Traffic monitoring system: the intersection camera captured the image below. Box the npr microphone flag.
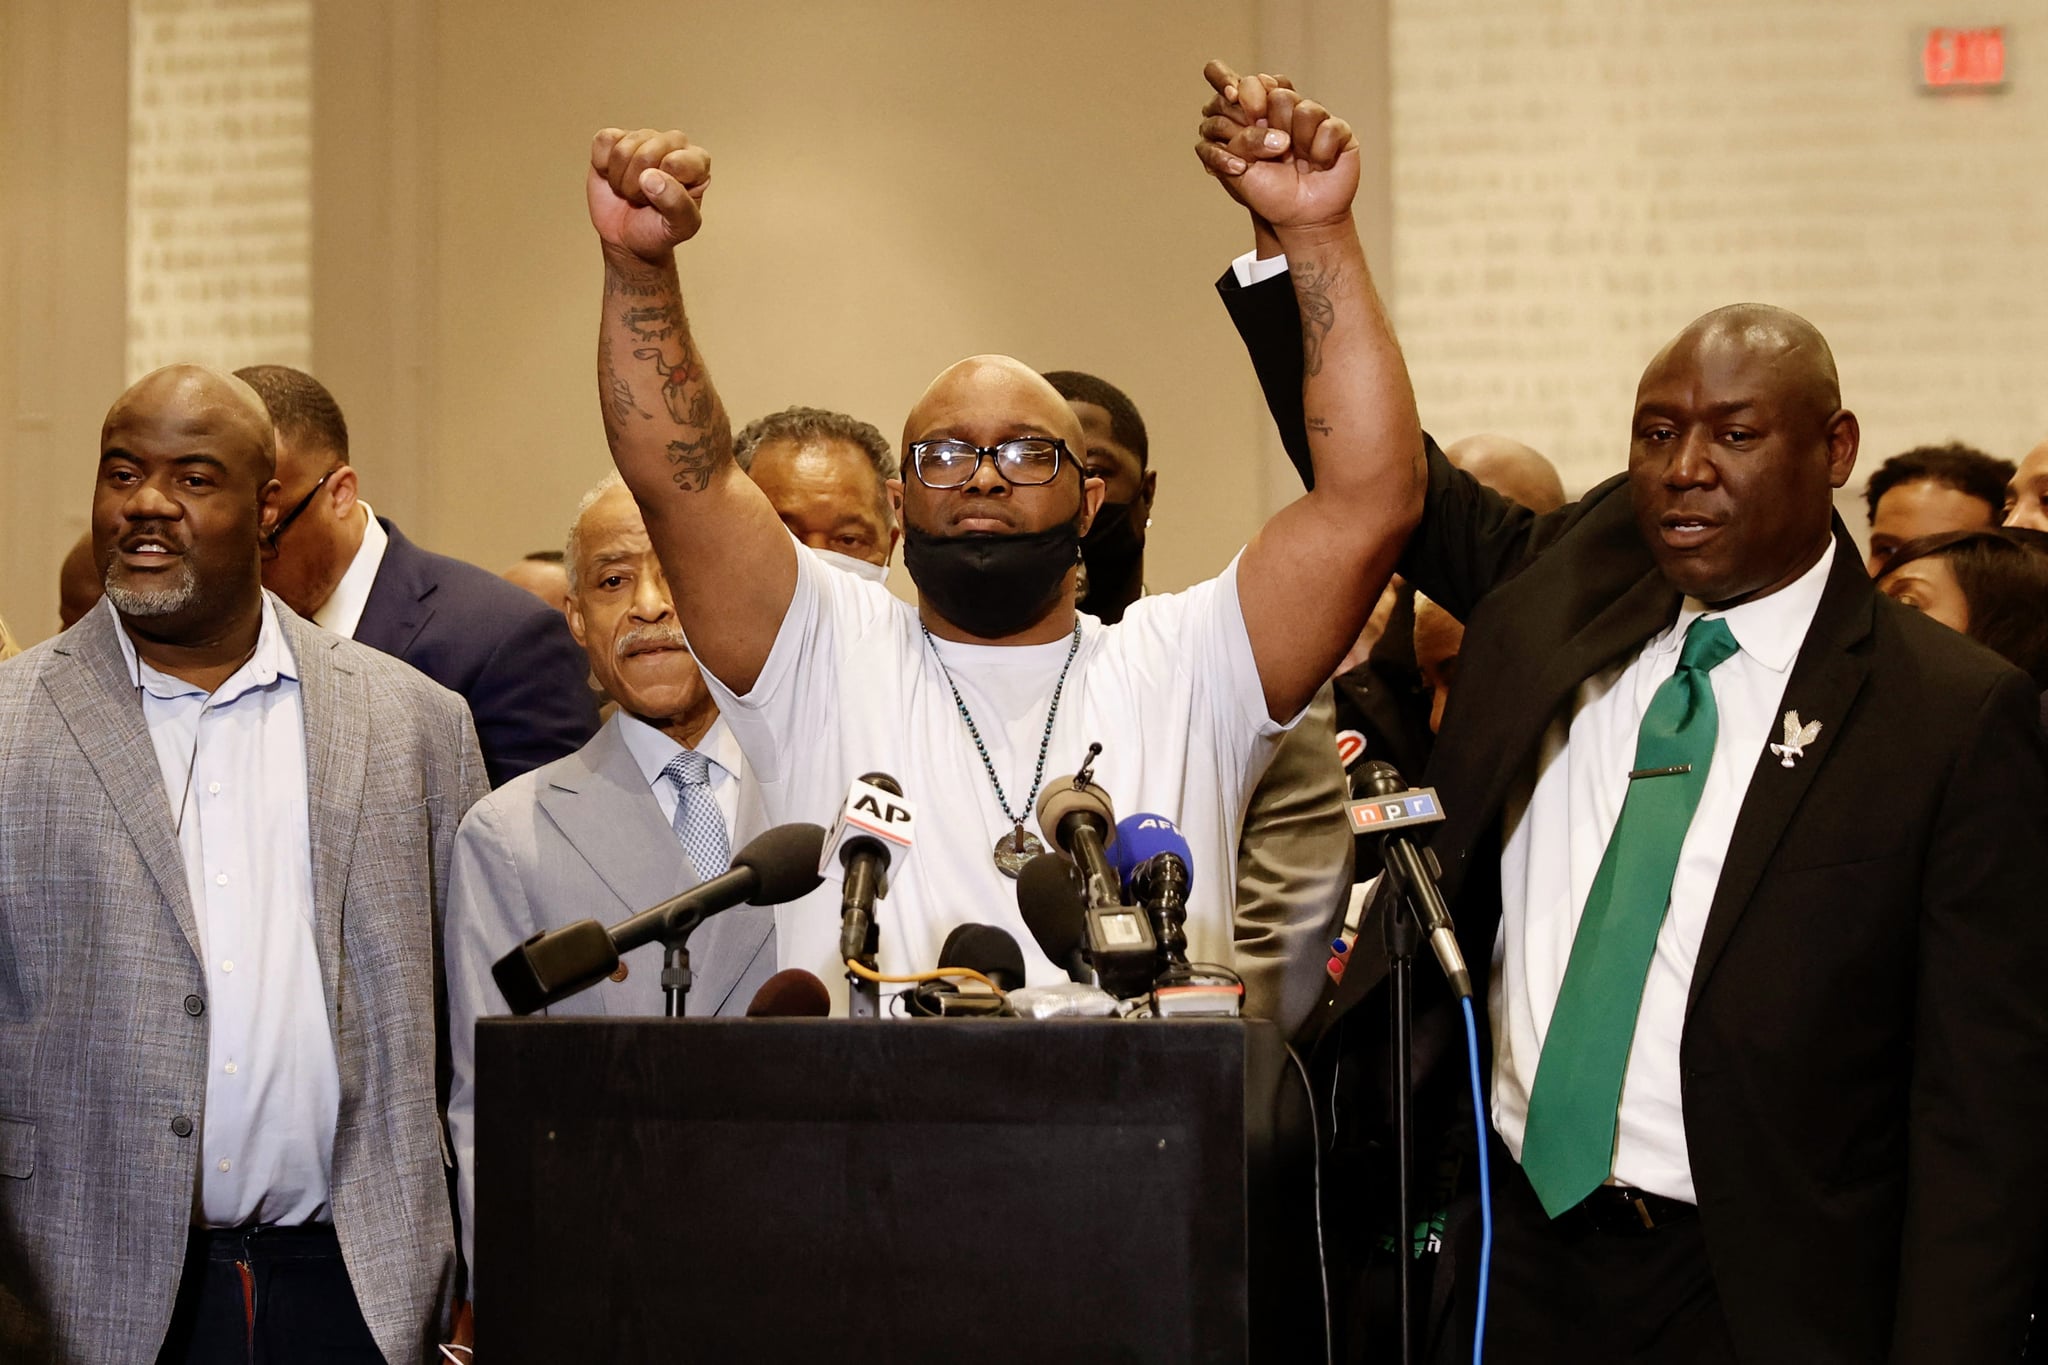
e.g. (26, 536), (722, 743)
(1345, 787), (1445, 835)
(819, 777), (916, 880)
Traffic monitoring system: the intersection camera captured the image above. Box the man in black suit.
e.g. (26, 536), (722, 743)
(237, 366), (599, 787)
(1204, 66), (2048, 1364)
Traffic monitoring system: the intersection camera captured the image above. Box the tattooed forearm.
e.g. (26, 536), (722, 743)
(623, 304), (679, 343)
(599, 250), (733, 494)
(1294, 259), (1341, 379)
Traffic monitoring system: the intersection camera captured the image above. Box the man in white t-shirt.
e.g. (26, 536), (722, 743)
(580, 73), (1422, 1012)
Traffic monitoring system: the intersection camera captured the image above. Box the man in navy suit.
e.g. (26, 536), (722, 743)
(237, 365), (599, 786)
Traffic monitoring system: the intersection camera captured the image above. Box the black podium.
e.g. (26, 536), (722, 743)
(474, 1018), (1316, 1363)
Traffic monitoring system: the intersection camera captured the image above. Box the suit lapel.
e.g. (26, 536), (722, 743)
(690, 751), (773, 1014)
(353, 519), (434, 658)
(538, 718), (697, 918)
(1687, 537), (1873, 1014)
(285, 610), (367, 1014)
(45, 609), (204, 962)
(1453, 564), (1680, 843)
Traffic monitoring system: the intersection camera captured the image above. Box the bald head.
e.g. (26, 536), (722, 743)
(1443, 434), (1566, 513)
(104, 364), (276, 481)
(2006, 437), (2048, 533)
(1643, 304), (1842, 436)
(902, 355), (1086, 456)
(1628, 303), (1857, 606)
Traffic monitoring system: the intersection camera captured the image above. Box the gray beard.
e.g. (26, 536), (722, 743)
(104, 561), (199, 618)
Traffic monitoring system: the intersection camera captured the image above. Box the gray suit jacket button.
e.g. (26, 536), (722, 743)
(169, 1115), (193, 1138)
(183, 995), (205, 1017)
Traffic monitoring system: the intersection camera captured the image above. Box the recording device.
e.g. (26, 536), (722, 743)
(1035, 745), (1120, 909)
(907, 923), (1025, 1017)
(1017, 847), (1158, 1001)
(745, 969), (832, 1018)
(1111, 812), (1194, 971)
(1349, 761), (1470, 1000)
(1016, 852), (1091, 984)
(823, 772), (915, 969)
(491, 822), (828, 1015)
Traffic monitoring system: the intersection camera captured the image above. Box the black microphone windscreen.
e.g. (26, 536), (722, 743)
(745, 968), (832, 1018)
(1352, 759), (1406, 799)
(859, 771), (904, 797)
(733, 822), (829, 905)
(1016, 853), (1088, 963)
(938, 922), (1027, 992)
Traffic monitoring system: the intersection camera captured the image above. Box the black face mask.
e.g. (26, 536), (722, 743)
(1079, 501), (1145, 623)
(902, 518), (1081, 639)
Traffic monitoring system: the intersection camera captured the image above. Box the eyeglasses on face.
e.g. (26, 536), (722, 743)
(908, 437), (1070, 490)
(268, 467), (334, 546)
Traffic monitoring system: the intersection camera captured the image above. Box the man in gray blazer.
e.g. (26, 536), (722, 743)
(0, 365), (485, 1364)
(443, 473), (774, 1304)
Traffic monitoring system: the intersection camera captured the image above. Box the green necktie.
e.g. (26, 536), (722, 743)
(1519, 615), (1740, 1217)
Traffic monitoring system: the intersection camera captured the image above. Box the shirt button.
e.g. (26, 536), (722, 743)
(224, 1061), (238, 1075)
(218, 1158), (231, 1173)
(208, 782), (221, 795)
(215, 873), (229, 886)
(170, 1115), (194, 1137)
(221, 960), (234, 974)
(183, 994), (205, 1017)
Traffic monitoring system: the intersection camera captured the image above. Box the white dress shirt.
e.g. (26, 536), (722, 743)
(312, 500), (388, 640)
(615, 712), (744, 846)
(1490, 549), (1832, 1202)
(111, 594), (340, 1227)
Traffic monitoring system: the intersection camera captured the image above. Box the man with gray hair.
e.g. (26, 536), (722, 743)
(735, 405), (902, 578)
(442, 471), (775, 1325)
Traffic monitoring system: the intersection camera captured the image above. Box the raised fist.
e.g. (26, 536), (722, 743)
(1195, 62), (1359, 231)
(587, 127), (712, 263)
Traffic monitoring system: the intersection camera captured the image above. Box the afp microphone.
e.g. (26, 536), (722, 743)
(491, 821), (828, 1015)
(821, 773), (915, 966)
(1111, 812), (1193, 969)
(1349, 761), (1470, 1000)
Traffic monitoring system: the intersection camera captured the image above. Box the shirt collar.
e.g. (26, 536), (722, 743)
(1658, 542), (1835, 675)
(111, 591), (300, 702)
(615, 709), (739, 789)
(312, 501), (387, 639)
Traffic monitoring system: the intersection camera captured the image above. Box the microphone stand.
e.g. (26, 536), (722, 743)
(1380, 875), (1419, 1365)
(847, 923), (880, 1019)
(660, 903), (714, 1018)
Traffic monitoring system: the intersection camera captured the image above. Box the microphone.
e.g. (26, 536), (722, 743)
(1016, 852), (1091, 984)
(491, 822), (828, 1015)
(1350, 761), (1470, 1000)
(909, 923), (1025, 1017)
(821, 773), (915, 967)
(1111, 812), (1194, 971)
(1035, 772), (1119, 909)
(746, 968), (832, 1018)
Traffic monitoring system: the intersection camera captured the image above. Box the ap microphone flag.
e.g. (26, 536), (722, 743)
(819, 774), (916, 881)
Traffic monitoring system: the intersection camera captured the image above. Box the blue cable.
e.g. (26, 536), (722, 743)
(1461, 994), (1492, 1365)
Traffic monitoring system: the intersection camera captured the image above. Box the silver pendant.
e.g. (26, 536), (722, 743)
(993, 827), (1045, 879)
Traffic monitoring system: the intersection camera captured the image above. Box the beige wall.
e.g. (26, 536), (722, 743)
(0, 0), (128, 645)
(315, 0), (1370, 602)
(1390, 1), (2047, 515)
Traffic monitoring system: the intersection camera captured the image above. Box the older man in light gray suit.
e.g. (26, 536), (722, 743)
(443, 474), (773, 1316)
(0, 366), (485, 1364)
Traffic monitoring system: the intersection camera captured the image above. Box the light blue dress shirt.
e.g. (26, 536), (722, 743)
(111, 594), (340, 1227)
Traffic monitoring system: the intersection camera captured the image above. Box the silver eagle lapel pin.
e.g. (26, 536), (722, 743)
(1769, 710), (1822, 768)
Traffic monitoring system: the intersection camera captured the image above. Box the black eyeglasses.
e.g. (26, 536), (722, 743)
(908, 437), (1070, 490)
(268, 468), (334, 546)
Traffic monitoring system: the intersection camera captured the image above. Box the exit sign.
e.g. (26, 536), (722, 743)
(1921, 26), (2007, 88)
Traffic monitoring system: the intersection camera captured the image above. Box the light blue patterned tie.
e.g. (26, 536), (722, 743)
(661, 750), (731, 878)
